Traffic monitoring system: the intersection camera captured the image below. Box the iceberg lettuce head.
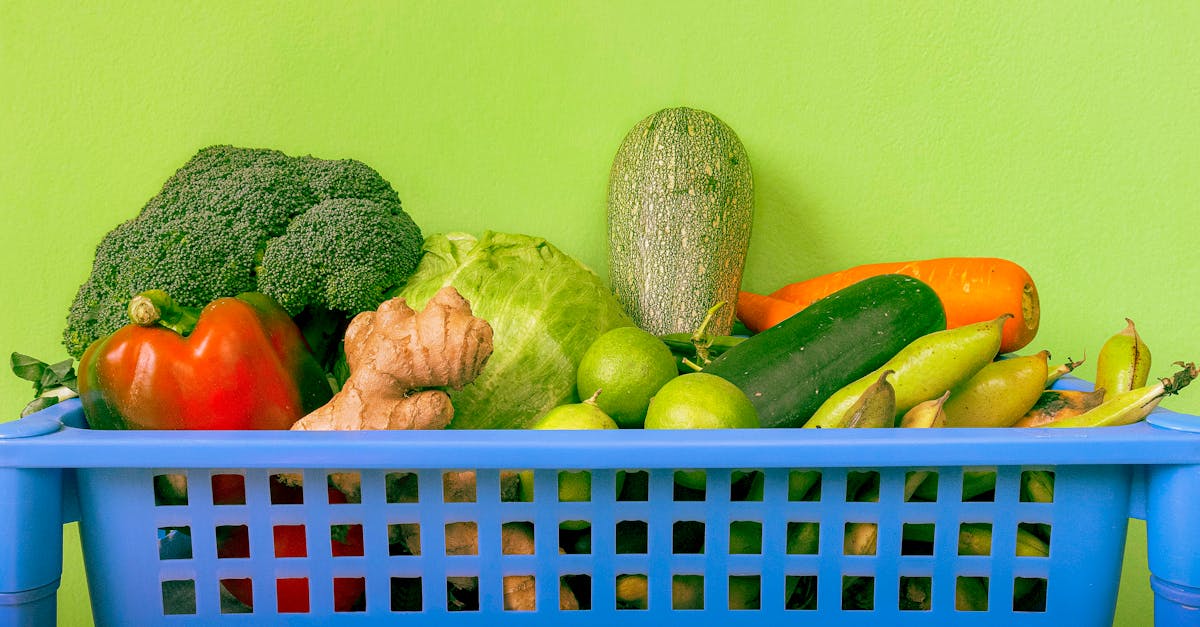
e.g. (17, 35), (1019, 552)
(396, 231), (633, 429)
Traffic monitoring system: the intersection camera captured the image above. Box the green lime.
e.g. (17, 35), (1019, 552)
(528, 394), (620, 431)
(644, 372), (760, 490)
(519, 394), (623, 526)
(577, 326), (678, 428)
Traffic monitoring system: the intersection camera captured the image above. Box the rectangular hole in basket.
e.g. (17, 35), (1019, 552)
(616, 574), (648, 610)
(673, 574), (704, 610)
(846, 470), (880, 502)
(843, 522), (878, 556)
(901, 523), (935, 556)
(276, 578), (309, 613)
(905, 470), (938, 502)
(158, 527), (192, 560)
(153, 473), (188, 506)
(731, 470), (764, 501)
(391, 577), (422, 612)
(161, 579), (196, 615)
(962, 469), (997, 502)
(785, 575), (817, 610)
(498, 470), (522, 502)
(219, 579), (253, 613)
(503, 576), (537, 611)
(618, 470), (648, 501)
(1018, 522), (1051, 556)
(729, 575), (761, 610)
(388, 523), (420, 556)
(900, 576), (932, 611)
(448, 577), (479, 611)
(616, 520), (648, 554)
(333, 577), (366, 612)
(673, 520), (705, 554)
(385, 471), (419, 503)
(505, 469), (531, 502)
(674, 470), (706, 500)
(1014, 577), (1048, 612)
(328, 472), (361, 504)
(560, 521), (590, 554)
(269, 472), (304, 504)
(730, 521), (762, 554)
(1020, 470), (1055, 503)
(562, 575), (591, 610)
(273, 525), (306, 558)
(559, 470), (592, 502)
(788, 470), (821, 501)
(958, 523), (993, 556)
(445, 522), (478, 555)
(211, 474), (245, 505)
(216, 525), (249, 559)
(443, 471), (477, 503)
(786, 522), (819, 555)
(956, 577), (990, 611)
(331, 524), (364, 557)
(842, 576), (874, 610)
(502, 521), (535, 555)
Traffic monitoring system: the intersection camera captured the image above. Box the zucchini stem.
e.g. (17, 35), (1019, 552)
(691, 301), (726, 365)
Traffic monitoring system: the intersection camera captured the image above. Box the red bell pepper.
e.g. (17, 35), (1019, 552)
(78, 290), (332, 430)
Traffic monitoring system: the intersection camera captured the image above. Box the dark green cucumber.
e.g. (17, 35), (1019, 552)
(704, 274), (946, 428)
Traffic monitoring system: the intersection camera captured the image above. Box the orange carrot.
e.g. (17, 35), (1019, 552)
(766, 258), (1039, 354)
(735, 290), (805, 333)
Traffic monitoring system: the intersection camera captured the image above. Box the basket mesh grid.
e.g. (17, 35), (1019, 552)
(77, 462), (1115, 624)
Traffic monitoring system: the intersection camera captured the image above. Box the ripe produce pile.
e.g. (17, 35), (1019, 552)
(9, 107), (1197, 613)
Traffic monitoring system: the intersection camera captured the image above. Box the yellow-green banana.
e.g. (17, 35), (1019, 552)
(805, 316), (1008, 428)
(943, 351), (1050, 427)
(1021, 469), (1055, 503)
(842, 370), (896, 428)
(1049, 362), (1197, 428)
(900, 391), (948, 500)
(1094, 318), (1151, 402)
(1013, 389), (1106, 428)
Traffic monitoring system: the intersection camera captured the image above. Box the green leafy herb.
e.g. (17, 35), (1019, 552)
(10, 352), (79, 416)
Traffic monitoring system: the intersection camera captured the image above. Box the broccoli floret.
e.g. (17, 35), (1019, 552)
(63, 145), (424, 366)
(257, 198), (422, 315)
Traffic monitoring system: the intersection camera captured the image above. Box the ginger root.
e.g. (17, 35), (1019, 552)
(292, 286), (493, 431)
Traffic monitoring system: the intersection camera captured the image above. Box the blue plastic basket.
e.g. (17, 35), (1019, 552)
(4, 376), (1200, 626)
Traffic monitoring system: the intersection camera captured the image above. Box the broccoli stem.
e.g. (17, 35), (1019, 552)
(128, 290), (201, 336)
(293, 306), (350, 378)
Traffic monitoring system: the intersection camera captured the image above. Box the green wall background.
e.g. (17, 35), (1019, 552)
(2, 2), (1196, 624)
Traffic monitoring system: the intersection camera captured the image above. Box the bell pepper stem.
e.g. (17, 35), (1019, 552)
(128, 290), (202, 336)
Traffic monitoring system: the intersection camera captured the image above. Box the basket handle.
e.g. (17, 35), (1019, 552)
(0, 467), (66, 625)
(1146, 463), (1200, 624)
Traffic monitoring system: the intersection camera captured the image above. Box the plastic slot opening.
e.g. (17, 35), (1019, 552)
(161, 580), (196, 615)
(673, 574), (704, 609)
(391, 577), (422, 612)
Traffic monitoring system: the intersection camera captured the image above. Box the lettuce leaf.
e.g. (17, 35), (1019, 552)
(397, 231), (632, 429)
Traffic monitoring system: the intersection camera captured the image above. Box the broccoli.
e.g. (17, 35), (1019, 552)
(64, 145), (424, 370)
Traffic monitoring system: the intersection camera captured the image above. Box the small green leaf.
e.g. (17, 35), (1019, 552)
(11, 352), (48, 383)
(37, 359), (77, 391)
(47, 359), (75, 381)
(39, 369), (60, 392)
